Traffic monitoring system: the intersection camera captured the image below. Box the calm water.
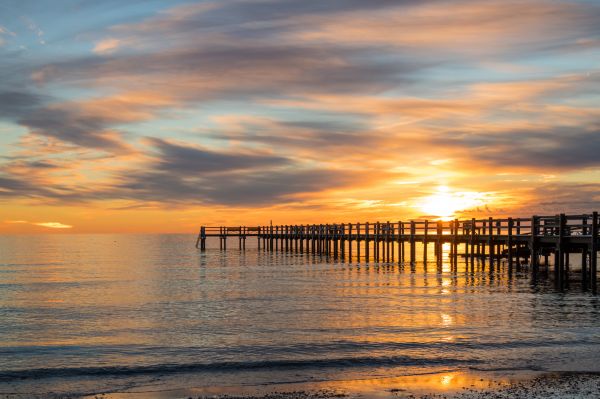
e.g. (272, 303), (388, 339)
(1, 234), (599, 397)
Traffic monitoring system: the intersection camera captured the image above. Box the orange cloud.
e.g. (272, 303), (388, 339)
(34, 222), (73, 229)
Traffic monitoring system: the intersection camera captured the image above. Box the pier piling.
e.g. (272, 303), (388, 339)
(196, 213), (600, 293)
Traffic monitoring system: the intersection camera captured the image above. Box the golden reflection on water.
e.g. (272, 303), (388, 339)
(92, 371), (514, 399)
(309, 370), (512, 397)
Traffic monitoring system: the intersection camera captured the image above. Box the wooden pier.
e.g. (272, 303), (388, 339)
(196, 213), (599, 293)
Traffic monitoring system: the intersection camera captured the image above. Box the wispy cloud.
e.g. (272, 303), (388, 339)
(34, 222), (72, 229)
(3, 220), (73, 229)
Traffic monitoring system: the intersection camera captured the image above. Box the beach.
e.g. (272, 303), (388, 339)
(78, 371), (600, 398)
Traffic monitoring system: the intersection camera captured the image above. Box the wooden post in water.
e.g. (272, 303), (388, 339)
(257, 226), (261, 251)
(591, 212), (598, 294)
(313, 225), (316, 254)
(452, 219), (458, 265)
(333, 224), (338, 259)
(436, 221), (443, 265)
(374, 222), (379, 262)
(357, 222), (361, 262)
(582, 245), (588, 290)
(410, 221), (416, 264)
(388, 222), (392, 263)
(558, 214), (566, 290)
(507, 218), (513, 267)
(348, 223), (352, 262)
(390, 222), (395, 262)
(316, 225), (321, 254)
(400, 221), (405, 263)
(196, 227), (206, 250)
(341, 224), (346, 260)
(398, 221), (403, 264)
(365, 222), (370, 262)
(423, 220), (428, 262)
(469, 218), (477, 267)
(530, 216), (538, 272)
(488, 217), (494, 265)
(324, 224), (329, 257)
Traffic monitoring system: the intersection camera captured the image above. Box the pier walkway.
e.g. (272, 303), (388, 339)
(196, 213), (599, 293)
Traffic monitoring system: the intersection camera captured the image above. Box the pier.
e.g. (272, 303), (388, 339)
(196, 213), (599, 293)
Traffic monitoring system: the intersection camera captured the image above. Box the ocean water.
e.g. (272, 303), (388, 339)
(0, 234), (599, 397)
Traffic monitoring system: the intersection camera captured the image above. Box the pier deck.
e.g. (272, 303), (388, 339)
(196, 213), (599, 293)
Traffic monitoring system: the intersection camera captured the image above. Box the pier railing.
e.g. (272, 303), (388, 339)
(196, 213), (599, 293)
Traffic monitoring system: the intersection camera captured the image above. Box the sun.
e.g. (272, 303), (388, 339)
(419, 186), (483, 219)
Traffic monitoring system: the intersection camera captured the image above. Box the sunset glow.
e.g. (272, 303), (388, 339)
(420, 186), (486, 219)
(0, 1), (599, 232)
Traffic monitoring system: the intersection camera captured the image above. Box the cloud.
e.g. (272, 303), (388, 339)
(18, 102), (134, 153)
(0, 25), (16, 46)
(2, 220), (73, 229)
(207, 116), (382, 157)
(145, 137), (289, 173)
(21, 16), (44, 37)
(0, 91), (45, 119)
(297, 0), (600, 58)
(0, 137), (362, 206)
(93, 38), (120, 54)
(0, 26), (16, 37)
(34, 222), (72, 229)
(438, 124), (600, 170)
(106, 138), (359, 205)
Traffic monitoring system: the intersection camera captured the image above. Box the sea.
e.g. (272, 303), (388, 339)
(1, 234), (599, 398)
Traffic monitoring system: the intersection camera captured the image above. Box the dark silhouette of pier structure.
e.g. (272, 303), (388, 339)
(196, 213), (599, 293)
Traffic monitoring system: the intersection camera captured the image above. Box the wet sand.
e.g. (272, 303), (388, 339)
(77, 371), (600, 399)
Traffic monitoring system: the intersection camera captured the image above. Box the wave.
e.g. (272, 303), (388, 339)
(0, 337), (585, 354)
(0, 355), (480, 381)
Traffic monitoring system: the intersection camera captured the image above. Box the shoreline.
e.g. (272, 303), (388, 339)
(73, 370), (600, 399)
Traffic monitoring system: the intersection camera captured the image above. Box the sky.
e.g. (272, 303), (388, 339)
(0, 0), (599, 233)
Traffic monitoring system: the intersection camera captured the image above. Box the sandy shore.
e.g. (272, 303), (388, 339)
(76, 371), (600, 399)
(4, 370), (599, 398)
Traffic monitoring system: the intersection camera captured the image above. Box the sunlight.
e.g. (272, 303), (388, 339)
(419, 186), (484, 219)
